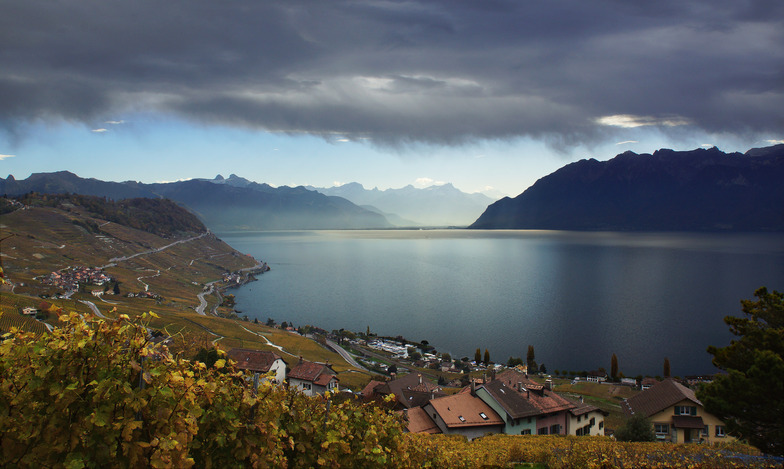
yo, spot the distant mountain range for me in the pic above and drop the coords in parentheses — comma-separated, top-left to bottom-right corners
(0, 172, 391, 230)
(5, 144, 781, 232)
(470, 145, 784, 231)
(306, 182, 497, 227)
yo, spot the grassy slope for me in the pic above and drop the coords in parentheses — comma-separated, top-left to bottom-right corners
(0, 201, 370, 390)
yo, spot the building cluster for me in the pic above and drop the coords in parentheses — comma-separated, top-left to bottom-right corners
(366, 339, 409, 357)
(226, 349, 338, 397)
(38, 266, 112, 292)
(361, 369, 608, 440)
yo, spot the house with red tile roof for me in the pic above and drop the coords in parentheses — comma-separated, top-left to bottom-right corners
(287, 359, 338, 396)
(622, 378, 734, 444)
(364, 373, 445, 410)
(494, 369, 575, 435)
(401, 407, 441, 435)
(227, 348, 287, 384)
(474, 379, 540, 435)
(423, 392, 504, 440)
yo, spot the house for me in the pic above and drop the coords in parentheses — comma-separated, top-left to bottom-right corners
(640, 377, 659, 390)
(474, 379, 540, 435)
(364, 373, 445, 410)
(587, 370, 607, 383)
(620, 378, 638, 387)
(22, 307, 39, 316)
(423, 392, 504, 440)
(622, 378, 734, 444)
(227, 348, 287, 384)
(566, 396, 609, 436)
(495, 369, 575, 436)
(287, 359, 339, 396)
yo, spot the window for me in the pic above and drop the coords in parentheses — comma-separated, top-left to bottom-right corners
(577, 415, 582, 422)
(458, 415, 466, 423)
(655, 424, 669, 439)
(599, 421, 604, 430)
(550, 424, 561, 435)
(716, 426, 726, 437)
(479, 412, 488, 420)
(675, 406, 697, 416)
(702, 426, 709, 437)
(538, 427, 548, 435)
(520, 429, 531, 435)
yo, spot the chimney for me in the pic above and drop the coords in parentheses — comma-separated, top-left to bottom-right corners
(517, 382, 523, 392)
(418, 373, 422, 385)
(471, 379, 476, 395)
(580, 396, 584, 404)
(491, 368, 496, 382)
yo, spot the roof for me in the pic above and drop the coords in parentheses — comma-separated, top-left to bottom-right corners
(623, 379, 702, 418)
(428, 393, 503, 428)
(481, 380, 540, 419)
(288, 360, 336, 384)
(374, 373, 444, 408)
(359, 380, 386, 398)
(672, 415, 705, 429)
(403, 407, 442, 434)
(227, 348, 284, 373)
(494, 369, 574, 415)
(567, 399, 609, 417)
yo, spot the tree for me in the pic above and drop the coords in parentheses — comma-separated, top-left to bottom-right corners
(526, 345, 536, 370)
(698, 287, 784, 456)
(611, 353, 619, 381)
(483, 348, 490, 366)
(539, 363, 546, 374)
(614, 413, 656, 442)
(475, 348, 482, 364)
(663, 357, 671, 378)
(507, 356, 524, 367)
(441, 353, 451, 362)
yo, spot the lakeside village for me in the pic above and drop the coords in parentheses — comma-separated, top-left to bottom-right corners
(253, 319, 733, 445)
(20, 264, 741, 447)
(24, 263, 269, 318)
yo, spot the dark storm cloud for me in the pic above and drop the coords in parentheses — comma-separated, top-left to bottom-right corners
(1, 0, 782, 146)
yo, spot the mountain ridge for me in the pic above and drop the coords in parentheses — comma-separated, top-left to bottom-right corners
(470, 145, 784, 231)
(0, 172, 391, 231)
(307, 182, 497, 227)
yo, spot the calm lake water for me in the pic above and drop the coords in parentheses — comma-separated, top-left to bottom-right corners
(220, 230, 784, 377)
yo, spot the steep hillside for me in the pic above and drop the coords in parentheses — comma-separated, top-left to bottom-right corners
(0, 194, 367, 387)
(1, 172, 392, 230)
(471, 145, 784, 231)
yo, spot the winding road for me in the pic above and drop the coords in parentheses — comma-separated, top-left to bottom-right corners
(79, 300, 107, 319)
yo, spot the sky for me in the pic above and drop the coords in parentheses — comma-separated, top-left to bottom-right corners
(1, 1, 783, 198)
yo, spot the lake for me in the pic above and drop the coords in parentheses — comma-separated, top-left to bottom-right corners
(219, 230, 784, 377)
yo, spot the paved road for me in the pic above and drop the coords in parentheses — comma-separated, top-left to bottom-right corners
(195, 281, 218, 315)
(103, 232, 209, 268)
(325, 339, 368, 371)
(79, 300, 107, 319)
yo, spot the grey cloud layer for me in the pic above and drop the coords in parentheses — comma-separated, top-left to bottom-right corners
(2, 0, 782, 145)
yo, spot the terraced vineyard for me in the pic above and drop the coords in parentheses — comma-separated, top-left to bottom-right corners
(0, 195, 369, 389)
